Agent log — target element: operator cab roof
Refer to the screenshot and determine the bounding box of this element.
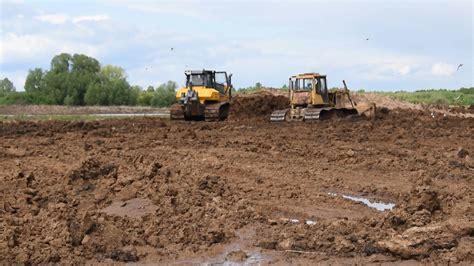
[291,73,326,79]
[185,69,220,75]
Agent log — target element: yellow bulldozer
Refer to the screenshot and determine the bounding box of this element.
[270,73,375,122]
[170,69,233,121]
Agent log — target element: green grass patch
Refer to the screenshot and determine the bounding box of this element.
[371,87,474,106]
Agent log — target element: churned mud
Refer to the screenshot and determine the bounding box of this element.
[1,92,473,264]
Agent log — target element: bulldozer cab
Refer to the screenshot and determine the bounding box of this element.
[185,70,232,95]
[289,73,329,106]
[271,73,372,122]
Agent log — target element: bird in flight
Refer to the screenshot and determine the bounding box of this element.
[366,38,370,41]
[171,47,174,51]
[457,64,463,71]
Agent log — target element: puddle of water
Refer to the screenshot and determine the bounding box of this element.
[328,192,395,211]
[214,250,263,266]
[342,195,395,211]
[282,218,316,225]
[168,227,270,266]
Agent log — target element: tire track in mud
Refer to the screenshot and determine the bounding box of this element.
[1,98,473,264]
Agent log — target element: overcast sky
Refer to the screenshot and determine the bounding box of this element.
[0,0,472,90]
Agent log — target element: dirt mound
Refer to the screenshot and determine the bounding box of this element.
[377,180,473,261]
[68,158,117,180]
[1,109,473,264]
[353,92,474,118]
[230,91,288,119]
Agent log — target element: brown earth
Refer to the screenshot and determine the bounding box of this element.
[230,90,289,120]
[353,92,474,118]
[1,92,473,264]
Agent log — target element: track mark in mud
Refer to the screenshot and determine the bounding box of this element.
[101,198,158,218]
[168,226,269,265]
[1,105,473,264]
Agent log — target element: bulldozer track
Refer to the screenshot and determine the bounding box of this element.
[270,109,289,122]
[303,108,327,122]
[204,102,229,121]
[271,107,359,122]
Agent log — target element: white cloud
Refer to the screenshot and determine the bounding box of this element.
[235,39,427,83]
[0,33,56,63]
[2,1,470,90]
[431,62,456,77]
[34,13,110,25]
[72,15,110,24]
[0,32,101,64]
[397,65,411,76]
[0,70,27,91]
[35,13,69,24]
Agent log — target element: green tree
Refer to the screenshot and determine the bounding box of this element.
[99,65,135,105]
[84,79,110,105]
[43,71,69,104]
[50,53,72,73]
[101,65,127,81]
[25,68,46,92]
[151,81,177,107]
[255,82,262,89]
[138,90,154,106]
[128,85,141,106]
[43,53,73,104]
[67,54,101,105]
[107,79,133,105]
[43,53,101,105]
[0,78,16,93]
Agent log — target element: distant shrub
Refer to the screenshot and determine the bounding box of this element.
[0,92,54,105]
[375,87,474,106]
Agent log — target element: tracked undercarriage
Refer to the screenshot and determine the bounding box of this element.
[170,102,230,121]
[270,107,359,122]
[270,73,375,122]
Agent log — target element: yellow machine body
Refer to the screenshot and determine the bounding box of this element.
[175,85,230,105]
[170,70,233,121]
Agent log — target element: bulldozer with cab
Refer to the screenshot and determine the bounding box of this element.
[170,69,233,121]
[270,73,375,122]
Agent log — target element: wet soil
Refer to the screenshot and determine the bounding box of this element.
[1,94,473,264]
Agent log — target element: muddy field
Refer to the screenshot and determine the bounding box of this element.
[1,93,473,264]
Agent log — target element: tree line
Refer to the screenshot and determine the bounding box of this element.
[0,53,177,107]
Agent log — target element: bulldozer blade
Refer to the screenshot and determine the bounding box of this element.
[170,103,185,120]
[317,108,359,121]
[356,103,377,119]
